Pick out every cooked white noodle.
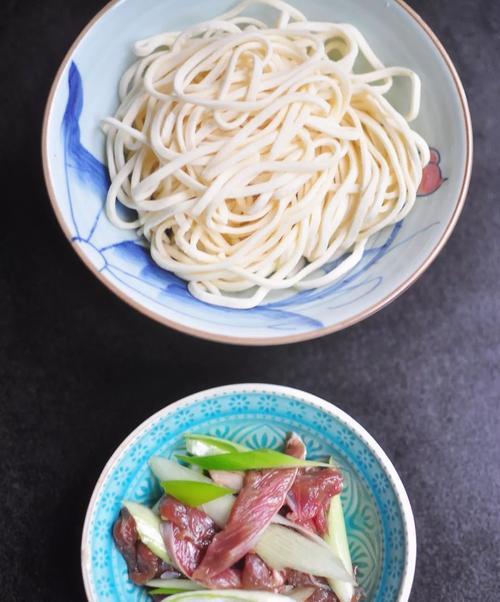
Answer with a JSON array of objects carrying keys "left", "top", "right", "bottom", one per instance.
[{"left": 104, "top": 0, "right": 430, "bottom": 309}]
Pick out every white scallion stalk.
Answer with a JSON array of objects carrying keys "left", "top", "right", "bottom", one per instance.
[
  {"left": 145, "top": 579, "right": 202, "bottom": 590},
  {"left": 255, "top": 524, "right": 354, "bottom": 584},
  {"left": 200, "top": 495, "right": 235, "bottom": 527},
  {"left": 123, "top": 501, "right": 170, "bottom": 563},
  {"left": 164, "top": 591, "right": 297, "bottom": 602},
  {"left": 325, "top": 494, "right": 357, "bottom": 602}
]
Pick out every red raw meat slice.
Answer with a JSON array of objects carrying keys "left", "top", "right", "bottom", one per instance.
[
  {"left": 159, "top": 496, "right": 216, "bottom": 546},
  {"left": 113, "top": 508, "right": 138, "bottom": 571},
  {"left": 288, "top": 569, "right": 363, "bottom": 602},
  {"left": 159, "top": 495, "right": 242, "bottom": 588},
  {"left": 285, "top": 569, "right": 329, "bottom": 589},
  {"left": 161, "top": 521, "right": 203, "bottom": 577},
  {"left": 242, "top": 553, "right": 286, "bottom": 591},
  {"left": 205, "top": 567, "right": 242, "bottom": 589},
  {"left": 306, "top": 588, "right": 340, "bottom": 602},
  {"left": 285, "top": 432, "right": 307, "bottom": 460},
  {"left": 159, "top": 496, "right": 216, "bottom": 577},
  {"left": 287, "top": 467, "right": 343, "bottom": 535},
  {"left": 210, "top": 470, "right": 244, "bottom": 491},
  {"left": 112, "top": 508, "right": 173, "bottom": 585},
  {"left": 192, "top": 435, "right": 301, "bottom": 587},
  {"left": 134, "top": 542, "right": 162, "bottom": 584}
]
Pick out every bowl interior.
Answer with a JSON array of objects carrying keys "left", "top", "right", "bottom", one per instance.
[
  {"left": 44, "top": 0, "right": 470, "bottom": 342},
  {"left": 82, "top": 386, "right": 414, "bottom": 602}
]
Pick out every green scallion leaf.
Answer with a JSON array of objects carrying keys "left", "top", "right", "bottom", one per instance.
[
  {"left": 161, "top": 480, "right": 234, "bottom": 506},
  {"left": 177, "top": 449, "right": 330, "bottom": 471}
]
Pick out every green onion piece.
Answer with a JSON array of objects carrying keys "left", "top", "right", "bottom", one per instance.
[
  {"left": 146, "top": 579, "right": 202, "bottom": 591},
  {"left": 163, "top": 591, "right": 297, "bottom": 602},
  {"left": 256, "top": 523, "right": 354, "bottom": 583},
  {"left": 161, "top": 480, "right": 234, "bottom": 507},
  {"left": 123, "top": 501, "right": 170, "bottom": 563},
  {"left": 177, "top": 449, "right": 330, "bottom": 471},
  {"left": 184, "top": 433, "right": 248, "bottom": 454},
  {"left": 325, "top": 457, "right": 357, "bottom": 602},
  {"left": 149, "top": 588, "right": 195, "bottom": 595}
]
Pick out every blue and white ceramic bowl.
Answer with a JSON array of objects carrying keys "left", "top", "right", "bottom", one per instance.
[
  {"left": 43, "top": 0, "right": 472, "bottom": 344},
  {"left": 81, "top": 384, "right": 416, "bottom": 602}
]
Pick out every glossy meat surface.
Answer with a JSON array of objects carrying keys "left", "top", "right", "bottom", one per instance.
[
  {"left": 242, "top": 553, "right": 286, "bottom": 591},
  {"left": 112, "top": 508, "right": 170, "bottom": 585},
  {"left": 306, "top": 588, "right": 340, "bottom": 602},
  {"left": 159, "top": 495, "right": 242, "bottom": 587},
  {"left": 287, "top": 467, "right": 343, "bottom": 535},
  {"left": 159, "top": 496, "right": 216, "bottom": 577}
]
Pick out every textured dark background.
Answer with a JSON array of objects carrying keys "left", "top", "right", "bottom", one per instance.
[{"left": 0, "top": 0, "right": 499, "bottom": 600}]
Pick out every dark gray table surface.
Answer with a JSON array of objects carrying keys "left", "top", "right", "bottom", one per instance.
[{"left": 1, "top": 0, "right": 499, "bottom": 600}]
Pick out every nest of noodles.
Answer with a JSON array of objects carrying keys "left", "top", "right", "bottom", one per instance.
[{"left": 104, "top": 0, "right": 429, "bottom": 308}]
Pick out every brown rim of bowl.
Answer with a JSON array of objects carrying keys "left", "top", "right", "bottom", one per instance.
[{"left": 41, "top": 0, "right": 473, "bottom": 347}]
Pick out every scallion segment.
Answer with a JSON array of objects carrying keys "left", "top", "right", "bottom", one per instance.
[
  {"left": 146, "top": 579, "right": 204, "bottom": 591},
  {"left": 255, "top": 524, "right": 354, "bottom": 584},
  {"left": 149, "top": 588, "right": 197, "bottom": 595},
  {"left": 177, "top": 450, "right": 330, "bottom": 471},
  {"left": 184, "top": 434, "right": 249, "bottom": 455},
  {"left": 325, "top": 493, "right": 357, "bottom": 602},
  {"left": 163, "top": 591, "right": 297, "bottom": 602},
  {"left": 161, "top": 480, "right": 235, "bottom": 507}
]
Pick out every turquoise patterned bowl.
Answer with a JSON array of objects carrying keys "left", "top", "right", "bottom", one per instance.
[
  {"left": 42, "top": 0, "right": 472, "bottom": 345},
  {"left": 81, "top": 385, "right": 416, "bottom": 602}
]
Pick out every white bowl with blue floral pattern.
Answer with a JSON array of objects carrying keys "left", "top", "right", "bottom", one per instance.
[
  {"left": 81, "top": 384, "right": 416, "bottom": 602},
  {"left": 43, "top": 0, "right": 472, "bottom": 344}
]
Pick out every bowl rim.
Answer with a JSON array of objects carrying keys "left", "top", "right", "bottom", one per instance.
[
  {"left": 42, "top": 0, "right": 473, "bottom": 346},
  {"left": 81, "top": 383, "right": 417, "bottom": 602}
]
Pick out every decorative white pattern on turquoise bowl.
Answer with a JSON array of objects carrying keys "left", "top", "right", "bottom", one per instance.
[
  {"left": 43, "top": 0, "right": 472, "bottom": 344},
  {"left": 81, "top": 384, "right": 416, "bottom": 602}
]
